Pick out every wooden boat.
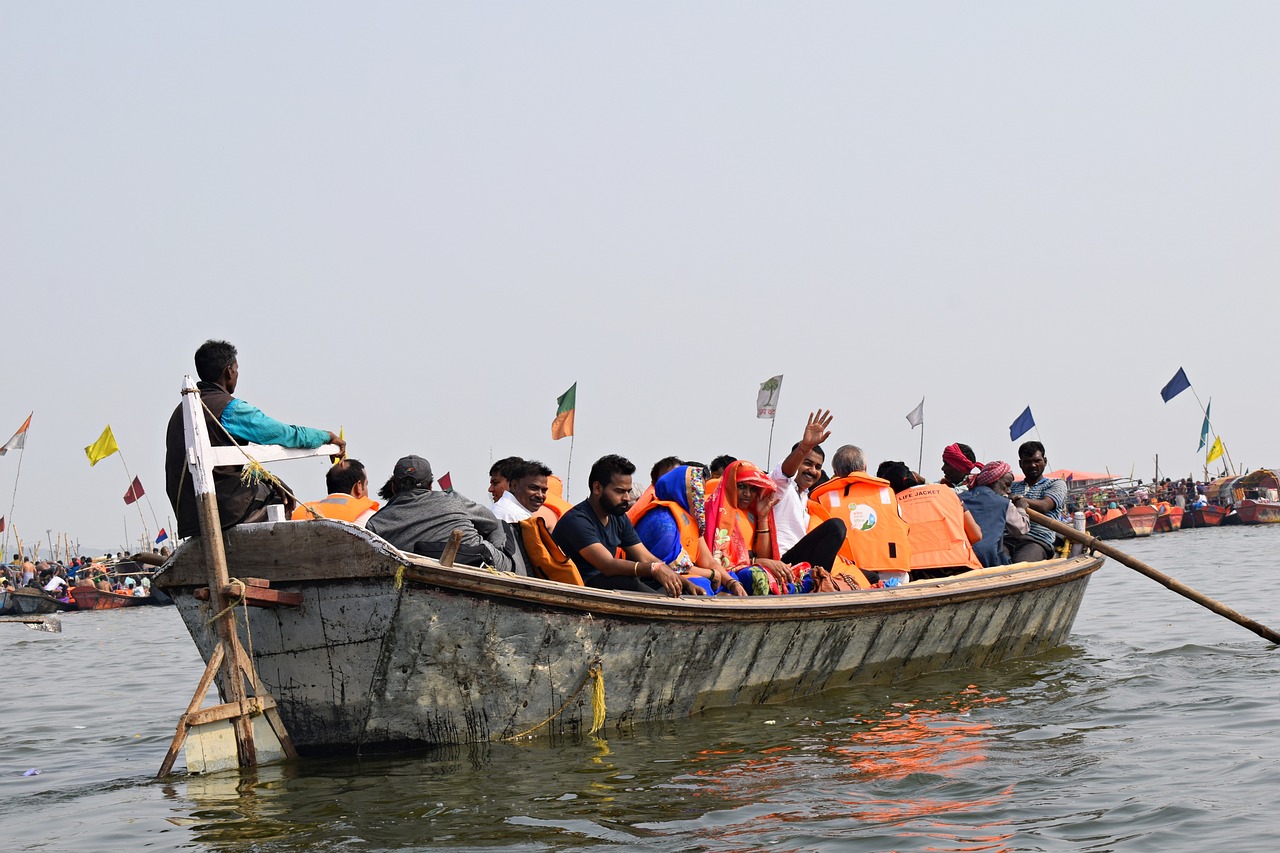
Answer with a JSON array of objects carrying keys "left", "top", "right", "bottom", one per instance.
[
  {"left": 0, "top": 588, "right": 14, "bottom": 616},
  {"left": 10, "top": 588, "right": 74, "bottom": 615},
  {"left": 72, "top": 586, "right": 147, "bottom": 610},
  {"left": 1152, "top": 506, "right": 1184, "bottom": 534},
  {"left": 1234, "top": 499, "right": 1280, "bottom": 525},
  {"left": 1086, "top": 505, "right": 1158, "bottom": 540},
  {"left": 1184, "top": 504, "right": 1229, "bottom": 528},
  {"left": 155, "top": 520, "right": 1105, "bottom": 752}
]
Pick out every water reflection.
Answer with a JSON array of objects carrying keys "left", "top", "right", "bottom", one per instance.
[{"left": 171, "top": 684, "right": 1022, "bottom": 852}]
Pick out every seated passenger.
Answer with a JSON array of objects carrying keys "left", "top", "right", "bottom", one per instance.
[
  {"left": 704, "top": 460, "right": 800, "bottom": 593},
  {"left": 632, "top": 465, "right": 746, "bottom": 595},
  {"left": 291, "top": 458, "right": 380, "bottom": 526},
  {"left": 627, "top": 455, "right": 683, "bottom": 525},
  {"left": 551, "top": 454, "right": 690, "bottom": 597},
  {"left": 879, "top": 461, "right": 982, "bottom": 575},
  {"left": 487, "top": 456, "right": 525, "bottom": 507},
  {"left": 768, "top": 411, "right": 848, "bottom": 573},
  {"left": 367, "top": 455, "right": 513, "bottom": 571},
  {"left": 492, "top": 460, "right": 557, "bottom": 528},
  {"left": 960, "top": 461, "right": 1014, "bottom": 567},
  {"left": 939, "top": 443, "right": 981, "bottom": 493},
  {"left": 809, "top": 445, "right": 912, "bottom": 584},
  {"left": 1007, "top": 441, "right": 1067, "bottom": 562}
]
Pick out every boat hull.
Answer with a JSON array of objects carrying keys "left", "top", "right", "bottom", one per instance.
[
  {"left": 11, "top": 589, "right": 71, "bottom": 615},
  {"left": 1152, "top": 507, "right": 1184, "bottom": 533},
  {"left": 1234, "top": 499, "right": 1280, "bottom": 525},
  {"left": 157, "top": 522, "right": 1104, "bottom": 752},
  {"left": 1184, "top": 505, "right": 1228, "bottom": 528},
  {"left": 72, "top": 587, "right": 147, "bottom": 609},
  {"left": 1087, "top": 507, "right": 1158, "bottom": 540}
]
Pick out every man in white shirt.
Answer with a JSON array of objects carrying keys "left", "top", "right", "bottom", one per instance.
[
  {"left": 491, "top": 460, "right": 554, "bottom": 526},
  {"left": 768, "top": 410, "right": 847, "bottom": 571}
]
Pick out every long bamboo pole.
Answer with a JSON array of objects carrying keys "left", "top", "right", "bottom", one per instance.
[{"left": 1028, "top": 508, "right": 1280, "bottom": 644}]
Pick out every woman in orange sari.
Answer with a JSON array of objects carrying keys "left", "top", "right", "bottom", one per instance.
[{"left": 703, "top": 460, "right": 797, "bottom": 593}]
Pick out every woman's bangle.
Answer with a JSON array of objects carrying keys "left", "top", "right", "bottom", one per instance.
[
  {"left": 633, "top": 561, "right": 640, "bottom": 577},
  {"left": 757, "top": 528, "right": 770, "bottom": 534}
]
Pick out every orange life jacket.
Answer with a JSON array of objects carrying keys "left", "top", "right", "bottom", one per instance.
[
  {"left": 895, "top": 484, "right": 982, "bottom": 571},
  {"left": 518, "top": 516, "right": 584, "bottom": 586},
  {"left": 631, "top": 499, "right": 702, "bottom": 565},
  {"left": 292, "top": 493, "right": 380, "bottom": 523},
  {"left": 809, "top": 473, "right": 912, "bottom": 571},
  {"left": 1101, "top": 507, "right": 1124, "bottom": 522},
  {"left": 626, "top": 485, "right": 657, "bottom": 525},
  {"left": 544, "top": 476, "right": 573, "bottom": 518}
]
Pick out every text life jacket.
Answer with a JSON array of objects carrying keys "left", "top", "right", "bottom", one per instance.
[
  {"left": 896, "top": 484, "right": 983, "bottom": 571},
  {"left": 809, "top": 473, "right": 912, "bottom": 571},
  {"left": 292, "top": 493, "right": 380, "bottom": 523}
]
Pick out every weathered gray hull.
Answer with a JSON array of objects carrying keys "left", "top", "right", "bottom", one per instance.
[{"left": 156, "top": 521, "right": 1104, "bottom": 753}]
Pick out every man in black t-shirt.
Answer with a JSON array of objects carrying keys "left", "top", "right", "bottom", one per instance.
[{"left": 552, "top": 454, "right": 687, "bottom": 596}]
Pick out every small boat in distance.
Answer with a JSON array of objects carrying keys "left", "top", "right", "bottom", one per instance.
[
  {"left": 1184, "top": 504, "right": 1229, "bottom": 528},
  {"left": 10, "top": 588, "right": 74, "bottom": 615},
  {"left": 1087, "top": 505, "right": 1158, "bottom": 540},
  {"left": 73, "top": 586, "right": 147, "bottom": 610},
  {"left": 1152, "top": 506, "right": 1184, "bottom": 534}
]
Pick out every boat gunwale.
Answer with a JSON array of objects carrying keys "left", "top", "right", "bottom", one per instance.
[{"left": 156, "top": 519, "right": 1104, "bottom": 623}]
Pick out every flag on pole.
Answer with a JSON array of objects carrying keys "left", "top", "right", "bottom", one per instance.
[
  {"left": 1160, "top": 368, "right": 1191, "bottom": 402},
  {"left": 124, "top": 476, "right": 145, "bottom": 505},
  {"left": 439, "top": 472, "right": 454, "bottom": 493},
  {"left": 1206, "top": 436, "right": 1225, "bottom": 464},
  {"left": 756, "top": 375, "right": 783, "bottom": 420},
  {"left": 1198, "top": 400, "right": 1211, "bottom": 451},
  {"left": 155, "top": 528, "right": 168, "bottom": 544},
  {"left": 0, "top": 412, "right": 32, "bottom": 456},
  {"left": 552, "top": 383, "right": 577, "bottom": 440},
  {"left": 0, "top": 516, "right": 5, "bottom": 533},
  {"left": 85, "top": 425, "right": 120, "bottom": 466},
  {"left": 1009, "top": 406, "right": 1036, "bottom": 441},
  {"left": 905, "top": 398, "right": 924, "bottom": 429}
]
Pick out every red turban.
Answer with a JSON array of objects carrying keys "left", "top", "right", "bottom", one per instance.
[
  {"left": 973, "top": 460, "right": 1011, "bottom": 488},
  {"left": 942, "top": 443, "right": 979, "bottom": 474}
]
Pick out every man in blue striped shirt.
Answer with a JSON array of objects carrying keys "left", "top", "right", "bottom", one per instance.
[{"left": 1007, "top": 441, "right": 1067, "bottom": 563}]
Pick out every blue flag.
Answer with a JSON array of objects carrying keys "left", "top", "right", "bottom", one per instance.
[
  {"left": 1010, "top": 406, "right": 1035, "bottom": 441},
  {"left": 1160, "top": 367, "right": 1191, "bottom": 402}
]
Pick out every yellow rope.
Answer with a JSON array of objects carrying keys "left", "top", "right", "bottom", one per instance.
[
  {"left": 204, "top": 577, "right": 247, "bottom": 625},
  {"left": 394, "top": 565, "right": 405, "bottom": 589},
  {"left": 498, "top": 657, "right": 605, "bottom": 742}
]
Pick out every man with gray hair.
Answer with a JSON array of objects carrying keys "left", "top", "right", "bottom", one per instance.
[{"left": 831, "top": 445, "right": 866, "bottom": 477}]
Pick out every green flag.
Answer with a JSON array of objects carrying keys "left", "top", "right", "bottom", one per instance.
[
  {"left": 1198, "top": 400, "right": 1211, "bottom": 451},
  {"left": 552, "top": 383, "right": 576, "bottom": 440}
]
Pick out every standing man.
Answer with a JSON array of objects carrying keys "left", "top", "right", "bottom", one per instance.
[
  {"left": 292, "top": 458, "right": 380, "bottom": 526},
  {"left": 552, "top": 454, "right": 687, "bottom": 596},
  {"left": 1007, "top": 441, "right": 1068, "bottom": 563},
  {"left": 165, "top": 339, "right": 345, "bottom": 539},
  {"left": 768, "top": 410, "right": 847, "bottom": 571}
]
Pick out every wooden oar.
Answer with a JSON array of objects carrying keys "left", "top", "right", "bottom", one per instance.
[{"left": 1028, "top": 508, "right": 1280, "bottom": 644}]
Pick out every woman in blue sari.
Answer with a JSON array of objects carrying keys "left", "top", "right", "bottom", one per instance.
[{"left": 633, "top": 465, "right": 746, "bottom": 596}]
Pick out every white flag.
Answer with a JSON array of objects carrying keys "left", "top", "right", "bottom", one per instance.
[
  {"left": 905, "top": 398, "right": 924, "bottom": 429},
  {"left": 756, "top": 375, "right": 783, "bottom": 420}
]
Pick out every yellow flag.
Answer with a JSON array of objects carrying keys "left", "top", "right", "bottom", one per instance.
[
  {"left": 1205, "top": 436, "right": 1225, "bottom": 465},
  {"left": 85, "top": 425, "right": 120, "bottom": 466}
]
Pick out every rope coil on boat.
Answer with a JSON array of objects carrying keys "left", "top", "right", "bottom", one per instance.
[{"left": 498, "top": 656, "right": 606, "bottom": 741}]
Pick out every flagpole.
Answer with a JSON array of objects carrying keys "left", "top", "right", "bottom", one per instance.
[
  {"left": 116, "top": 448, "right": 151, "bottom": 542},
  {"left": 917, "top": 420, "right": 925, "bottom": 475},
  {"left": 565, "top": 435, "right": 575, "bottom": 502},
  {"left": 766, "top": 418, "right": 777, "bottom": 470},
  {"left": 1188, "top": 387, "right": 1235, "bottom": 476},
  {"left": 3, "top": 444, "right": 27, "bottom": 560}
]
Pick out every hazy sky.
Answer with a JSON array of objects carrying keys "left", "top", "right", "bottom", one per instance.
[{"left": 3, "top": 3, "right": 1277, "bottom": 554}]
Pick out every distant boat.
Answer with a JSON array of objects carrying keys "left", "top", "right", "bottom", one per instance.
[
  {"left": 1183, "top": 504, "right": 1229, "bottom": 528},
  {"left": 1152, "top": 506, "right": 1184, "bottom": 534},
  {"left": 1207, "top": 470, "right": 1280, "bottom": 525},
  {"left": 11, "top": 588, "right": 74, "bottom": 615},
  {"left": 1087, "top": 505, "right": 1158, "bottom": 540},
  {"left": 72, "top": 586, "right": 147, "bottom": 610}
]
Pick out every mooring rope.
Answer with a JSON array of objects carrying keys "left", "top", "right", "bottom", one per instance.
[{"left": 497, "top": 657, "right": 606, "bottom": 741}]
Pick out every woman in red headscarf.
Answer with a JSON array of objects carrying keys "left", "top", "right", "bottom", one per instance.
[{"left": 703, "top": 460, "right": 796, "bottom": 592}]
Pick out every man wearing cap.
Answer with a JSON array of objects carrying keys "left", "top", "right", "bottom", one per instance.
[{"left": 366, "top": 455, "right": 513, "bottom": 571}]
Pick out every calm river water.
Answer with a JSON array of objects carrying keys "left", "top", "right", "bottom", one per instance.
[{"left": 4, "top": 525, "right": 1280, "bottom": 852}]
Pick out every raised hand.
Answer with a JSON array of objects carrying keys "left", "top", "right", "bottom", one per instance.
[{"left": 802, "top": 409, "right": 833, "bottom": 450}]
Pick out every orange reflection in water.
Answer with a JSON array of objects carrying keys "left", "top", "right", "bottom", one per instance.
[{"left": 682, "top": 688, "right": 1016, "bottom": 852}]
